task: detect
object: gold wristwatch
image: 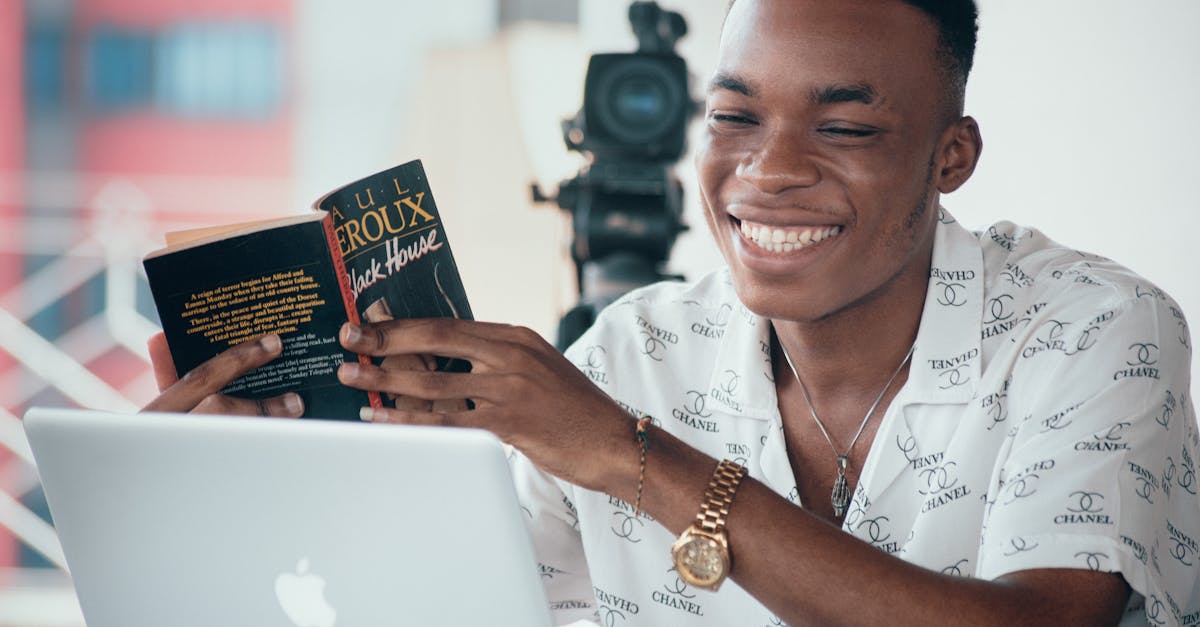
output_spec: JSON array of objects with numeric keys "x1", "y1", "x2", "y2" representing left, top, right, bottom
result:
[{"x1": 670, "y1": 459, "x2": 748, "y2": 591}]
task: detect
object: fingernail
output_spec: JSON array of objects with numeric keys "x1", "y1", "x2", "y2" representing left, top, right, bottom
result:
[
  {"x1": 260, "y1": 334, "x2": 282, "y2": 353},
  {"x1": 359, "y1": 407, "x2": 375, "y2": 422},
  {"x1": 342, "y1": 323, "x2": 362, "y2": 344},
  {"x1": 283, "y1": 393, "x2": 304, "y2": 416},
  {"x1": 340, "y1": 362, "x2": 360, "y2": 378}
]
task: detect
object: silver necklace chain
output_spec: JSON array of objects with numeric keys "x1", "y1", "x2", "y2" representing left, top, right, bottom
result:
[{"x1": 779, "y1": 339, "x2": 916, "y2": 517}]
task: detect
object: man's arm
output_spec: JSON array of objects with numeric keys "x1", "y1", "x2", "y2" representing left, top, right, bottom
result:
[{"x1": 336, "y1": 318, "x2": 1144, "y2": 626}]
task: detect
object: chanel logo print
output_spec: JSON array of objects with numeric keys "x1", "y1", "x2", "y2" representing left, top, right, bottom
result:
[
  {"x1": 577, "y1": 345, "x2": 610, "y2": 384},
  {"x1": 1053, "y1": 491, "x2": 1112, "y2": 525},
  {"x1": 1096, "y1": 422, "x2": 1130, "y2": 442},
  {"x1": 580, "y1": 345, "x2": 607, "y2": 369},
  {"x1": 710, "y1": 370, "x2": 745, "y2": 412},
  {"x1": 856, "y1": 515, "x2": 892, "y2": 546},
  {"x1": 1021, "y1": 319, "x2": 1070, "y2": 358},
  {"x1": 844, "y1": 486, "x2": 870, "y2": 528},
  {"x1": 706, "y1": 303, "x2": 732, "y2": 327},
  {"x1": 1126, "y1": 343, "x2": 1159, "y2": 366},
  {"x1": 639, "y1": 332, "x2": 667, "y2": 361},
  {"x1": 938, "y1": 364, "x2": 970, "y2": 389},
  {"x1": 599, "y1": 605, "x2": 627, "y2": 627},
  {"x1": 1002, "y1": 473, "x2": 1039, "y2": 505},
  {"x1": 987, "y1": 225, "x2": 1018, "y2": 251},
  {"x1": 1074, "y1": 551, "x2": 1108, "y2": 571},
  {"x1": 1135, "y1": 284, "x2": 1166, "y2": 301},
  {"x1": 1072, "y1": 324, "x2": 1101, "y2": 354},
  {"x1": 684, "y1": 390, "x2": 712, "y2": 417},
  {"x1": 999, "y1": 263, "x2": 1034, "y2": 288},
  {"x1": 896, "y1": 434, "x2": 920, "y2": 464},
  {"x1": 982, "y1": 294, "x2": 1014, "y2": 324},
  {"x1": 1067, "y1": 491, "x2": 1104, "y2": 514},
  {"x1": 610, "y1": 509, "x2": 644, "y2": 543},
  {"x1": 918, "y1": 461, "x2": 960, "y2": 496},
  {"x1": 1168, "y1": 519, "x2": 1198, "y2": 567},
  {"x1": 1180, "y1": 448, "x2": 1196, "y2": 495},
  {"x1": 936, "y1": 281, "x2": 968, "y2": 307},
  {"x1": 941, "y1": 558, "x2": 969, "y2": 577},
  {"x1": 985, "y1": 395, "x2": 1007, "y2": 431},
  {"x1": 662, "y1": 568, "x2": 696, "y2": 598},
  {"x1": 1003, "y1": 536, "x2": 1039, "y2": 556},
  {"x1": 1145, "y1": 595, "x2": 1166, "y2": 626},
  {"x1": 719, "y1": 370, "x2": 740, "y2": 395}
]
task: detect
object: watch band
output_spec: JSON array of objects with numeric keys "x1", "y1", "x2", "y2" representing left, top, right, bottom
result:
[{"x1": 695, "y1": 459, "x2": 748, "y2": 535}]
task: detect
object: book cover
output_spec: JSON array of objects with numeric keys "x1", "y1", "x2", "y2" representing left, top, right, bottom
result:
[{"x1": 143, "y1": 159, "x2": 471, "y2": 419}]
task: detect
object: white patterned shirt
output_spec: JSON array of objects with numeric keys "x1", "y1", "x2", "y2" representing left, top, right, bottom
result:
[{"x1": 510, "y1": 210, "x2": 1199, "y2": 627}]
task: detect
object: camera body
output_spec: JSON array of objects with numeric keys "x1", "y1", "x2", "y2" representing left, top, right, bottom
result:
[
  {"x1": 568, "y1": 52, "x2": 690, "y2": 162},
  {"x1": 535, "y1": 2, "x2": 696, "y2": 350}
]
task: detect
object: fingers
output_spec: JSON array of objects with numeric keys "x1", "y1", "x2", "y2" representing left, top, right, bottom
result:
[
  {"x1": 358, "y1": 404, "x2": 479, "y2": 429},
  {"x1": 147, "y1": 332, "x2": 179, "y2": 392},
  {"x1": 339, "y1": 319, "x2": 552, "y2": 369},
  {"x1": 142, "y1": 334, "x2": 284, "y2": 414},
  {"x1": 338, "y1": 361, "x2": 497, "y2": 402},
  {"x1": 192, "y1": 392, "x2": 305, "y2": 418}
]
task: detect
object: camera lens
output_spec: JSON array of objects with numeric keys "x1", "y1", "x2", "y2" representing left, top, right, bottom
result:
[
  {"x1": 612, "y1": 76, "x2": 667, "y2": 125},
  {"x1": 594, "y1": 57, "x2": 684, "y2": 148}
]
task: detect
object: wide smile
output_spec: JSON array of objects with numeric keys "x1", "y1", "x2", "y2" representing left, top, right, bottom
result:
[{"x1": 732, "y1": 217, "x2": 845, "y2": 254}]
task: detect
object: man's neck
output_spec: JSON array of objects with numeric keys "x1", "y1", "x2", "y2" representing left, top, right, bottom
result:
[{"x1": 770, "y1": 246, "x2": 931, "y2": 406}]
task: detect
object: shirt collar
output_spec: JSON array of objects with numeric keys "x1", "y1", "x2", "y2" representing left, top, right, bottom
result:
[
  {"x1": 702, "y1": 207, "x2": 983, "y2": 419},
  {"x1": 905, "y1": 208, "x2": 984, "y2": 404}
]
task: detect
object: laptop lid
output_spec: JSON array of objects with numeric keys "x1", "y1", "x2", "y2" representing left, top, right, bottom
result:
[{"x1": 23, "y1": 407, "x2": 553, "y2": 627}]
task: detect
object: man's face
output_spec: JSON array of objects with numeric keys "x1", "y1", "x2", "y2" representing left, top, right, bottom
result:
[{"x1": 697, "y1": 0, "x2": 955, "y2": 322}]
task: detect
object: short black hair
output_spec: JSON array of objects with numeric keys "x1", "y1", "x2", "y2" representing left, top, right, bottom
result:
[
  {"x1": 723, "y1": 0, "x2": 980, "y2": 115},
  {"x1": 898, "y1": 0, "x2": 979, "y2": 114}
]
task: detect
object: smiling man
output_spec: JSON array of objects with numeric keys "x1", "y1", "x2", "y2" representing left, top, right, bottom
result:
[{"x1": 147, "y1": 1, "x2": 1198, "y2": 625}]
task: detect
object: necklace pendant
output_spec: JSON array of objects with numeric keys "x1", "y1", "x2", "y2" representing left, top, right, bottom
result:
[{"x1": 831, "y1": 457, "x2": 850, "y2": 517}]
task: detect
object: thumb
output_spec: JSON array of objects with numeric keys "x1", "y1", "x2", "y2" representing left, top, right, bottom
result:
[{"x1": 147, "y1": 332, "x2": 179, "y2": 392}]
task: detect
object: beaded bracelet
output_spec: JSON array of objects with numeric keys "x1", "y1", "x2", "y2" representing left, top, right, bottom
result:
[{"x1": 633, "y1": 416, "x2": 652, "y2": 516}]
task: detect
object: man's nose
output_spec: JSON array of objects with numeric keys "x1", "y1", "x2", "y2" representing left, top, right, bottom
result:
[{"x1": 735, "y1": 129, "x2": 820, "y2": 194}]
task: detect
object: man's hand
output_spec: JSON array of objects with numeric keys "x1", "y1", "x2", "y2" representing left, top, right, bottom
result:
[
  {"x1": 143, "y1": 332, "x2": 304, "y2": 417},
  {"x1": 336, "y1": 319, "x2": 634, "y2": 492}
]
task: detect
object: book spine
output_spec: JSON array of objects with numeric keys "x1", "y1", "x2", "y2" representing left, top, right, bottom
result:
[{"x1": 322, "y1": 212, "x2": 383, "y2": 409}]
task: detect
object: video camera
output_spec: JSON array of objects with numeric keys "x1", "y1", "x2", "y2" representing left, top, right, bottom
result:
[{"x1": 533, "y1": 1, "x2": 696, "y2": 351}]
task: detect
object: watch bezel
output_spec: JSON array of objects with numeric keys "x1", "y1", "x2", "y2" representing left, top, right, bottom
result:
[{"x1": 670, "y1": 526, "x2": 730, "y2": 590}]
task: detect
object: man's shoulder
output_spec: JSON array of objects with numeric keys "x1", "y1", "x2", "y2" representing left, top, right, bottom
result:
[{"x1": 970, "y1": 219, "x2": 1182, "y2": 315}]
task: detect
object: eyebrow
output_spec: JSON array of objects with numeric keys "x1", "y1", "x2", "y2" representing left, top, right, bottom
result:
[
  {"x1": 811, "y1": 83, "x2": 878, "y2": 106},
  {"x1": 708, "y1": 73, "x2": 880, "y2": 108},
  {"x1": 708, "y1": 73, "x2": 755, "y2": 97}
]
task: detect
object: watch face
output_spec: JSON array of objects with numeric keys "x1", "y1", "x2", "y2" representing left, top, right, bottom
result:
[{"x1": 672, "y1": 534, "x2": 728, "y2": 588}]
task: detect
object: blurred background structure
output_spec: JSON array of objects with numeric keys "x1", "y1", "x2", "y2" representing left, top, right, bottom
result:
[{"x1": 1, "y1": 1, "x2": 1197, "y2": 624}]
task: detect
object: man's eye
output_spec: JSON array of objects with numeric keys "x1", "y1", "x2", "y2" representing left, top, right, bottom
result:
[
  {"x1": 821, "y1": 126, "x2": 877, "y2": 137},
  {"x1": 709, "y1": 112, "x2": 755, "y2": 125}
]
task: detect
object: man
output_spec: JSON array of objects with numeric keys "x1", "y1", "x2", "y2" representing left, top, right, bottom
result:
[{"x1": 148, "y1": 0, "x2": 1198, "y2": 624}]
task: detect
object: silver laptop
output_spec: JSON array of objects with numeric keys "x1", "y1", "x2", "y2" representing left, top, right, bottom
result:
[{"x1": 23, "y1": 407, "x2": 553, "y2": 627}]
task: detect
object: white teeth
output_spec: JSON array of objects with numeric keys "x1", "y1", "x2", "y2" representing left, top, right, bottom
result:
[{"x1": 739, "y1": 221, "x2": 842, "y2": 252}]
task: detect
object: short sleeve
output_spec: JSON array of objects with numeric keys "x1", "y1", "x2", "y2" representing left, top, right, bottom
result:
[{"x1": 978, "y1": 294, "x2": 1199, "y2": 625}]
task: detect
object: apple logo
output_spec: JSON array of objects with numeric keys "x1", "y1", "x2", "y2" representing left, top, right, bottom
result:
[{"x1": 275, "y1": 558, "x2": 337, "y2": 627}]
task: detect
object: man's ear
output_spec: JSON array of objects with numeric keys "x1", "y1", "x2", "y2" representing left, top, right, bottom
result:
[{"x1": 935, "y1": 115, "x2": 983, "y2": 194}]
